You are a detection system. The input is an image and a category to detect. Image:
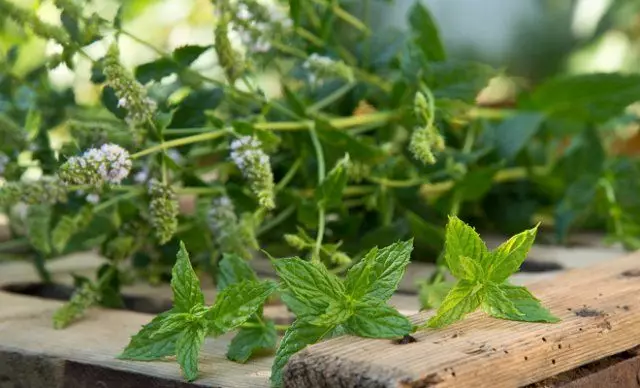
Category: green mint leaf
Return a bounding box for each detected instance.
[227,318,278,363]
[176,322,207,382]
[308,300,353,327]
[418,279,455,309]
[272,257,345,317]
[484,284,559,323]
[481,283,523,319]
[119,311,181,361]
[408,1,446,61]
[445,216,488,279]
[343,246,378,299]
[345,304,413,339]
[207,280,277,334]
[279,290,319,319]
[216,253,258,291]
[457,255,484,281]
[172,44,210,67]
[150,313,190,339]
[26,204,52,256]
[171,241,204,313]
[344,240,413,303]
[527,73,640,123]
[428,280,483,328]
[491,112,545,160]
[486,225,538,282]
[271,320,333,387]
[315,154,350,209]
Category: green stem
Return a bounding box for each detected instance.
[136,112,396,158]
[306,83,355,114]
[177,186,225,195]
[241,321,290,332]
[257,205,296,236]
[313,0,370,33]
[295,27,325,46]
[276,158,302,192]
[366,176,428,188]
[309,124,326,263]
[131,129,227,158]
[167,111,394,134]
[93,190,143,213]
[117,28,299,121]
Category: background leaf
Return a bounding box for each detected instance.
[408,1,446,61]
[524,73,640,122]
[207,280,277,334]
[227,318,277,363]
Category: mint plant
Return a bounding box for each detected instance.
[427,216,558,328]
[119,242,277,381]
[271,240,414,386]
[0,0,636,386]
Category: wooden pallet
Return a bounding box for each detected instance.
[0,240,636,387]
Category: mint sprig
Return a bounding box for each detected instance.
[427,216,559,328]
[119,242,277,381]
[216,253,279,363]
[271,240,415,386]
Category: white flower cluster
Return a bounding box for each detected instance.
[208,195,236,241]
[303,53,355,84]
[117,95,157,126]
[59,143,132,186]
[230,136,269,171]
[230,1,292,55]
[230,135,275,209]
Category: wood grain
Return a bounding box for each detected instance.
[284,251,640,388]
[0,291,274,388]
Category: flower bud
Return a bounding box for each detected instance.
[148,180,178,245]
[59,143,132,187]
[103,44,157,127]
[230,136,275,209]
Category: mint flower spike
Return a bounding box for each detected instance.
[207,195,258,260]
[230,136,275,210]
[303,53,355,84]
[59,143,132,187]
[228,1,292,55]
[148,180,179,245]
[0,176,67,207]
[103,44,157,127]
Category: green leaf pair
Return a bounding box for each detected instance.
[217,254,278,363]
[271,240,415,386]
[119,242,277,381]
[428,216,559,328]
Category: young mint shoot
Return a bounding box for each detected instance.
[217,253,279,363]
[119,242,277,381]
[270,240,415,387]
[426,216,559,328]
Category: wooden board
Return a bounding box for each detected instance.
[0,291,273,388]
[284,251,640,388]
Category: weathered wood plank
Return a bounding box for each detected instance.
[0,291,273,388]
[284,251,640,388]
[0,251,105,286]
[529,346,640,388]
